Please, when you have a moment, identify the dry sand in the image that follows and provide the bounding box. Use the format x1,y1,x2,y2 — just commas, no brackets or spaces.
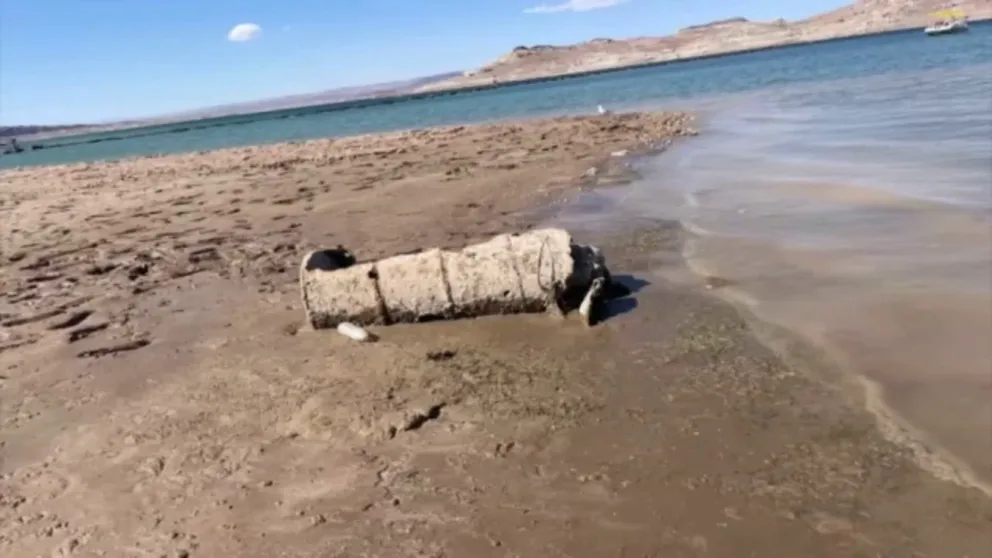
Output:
1,112,990,557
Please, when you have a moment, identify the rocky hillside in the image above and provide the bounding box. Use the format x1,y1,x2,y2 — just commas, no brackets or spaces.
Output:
803,0,989,28
420,0,991,91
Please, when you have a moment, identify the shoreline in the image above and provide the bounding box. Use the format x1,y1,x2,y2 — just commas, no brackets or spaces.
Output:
581,124,992,495
0,111,693,173
550,134,992,498
7,19,990,156
692,272,992,497
1,113,990,556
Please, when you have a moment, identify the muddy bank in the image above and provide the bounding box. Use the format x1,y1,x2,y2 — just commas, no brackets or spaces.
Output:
1,111,989,557
0,112,691,556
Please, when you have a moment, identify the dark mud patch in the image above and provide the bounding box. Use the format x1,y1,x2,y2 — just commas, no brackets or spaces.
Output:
77,338,151,358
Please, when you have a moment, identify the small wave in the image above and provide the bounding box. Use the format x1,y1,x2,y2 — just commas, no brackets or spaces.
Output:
683,190,700,208
680,219,715,238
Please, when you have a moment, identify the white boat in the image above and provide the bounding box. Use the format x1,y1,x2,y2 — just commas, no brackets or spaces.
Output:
925,20,969,35
924,9,969,36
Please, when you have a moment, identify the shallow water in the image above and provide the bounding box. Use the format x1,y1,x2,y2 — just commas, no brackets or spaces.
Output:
555,62,992,487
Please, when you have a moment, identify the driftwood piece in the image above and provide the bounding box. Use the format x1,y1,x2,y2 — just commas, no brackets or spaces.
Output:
300,228,604,329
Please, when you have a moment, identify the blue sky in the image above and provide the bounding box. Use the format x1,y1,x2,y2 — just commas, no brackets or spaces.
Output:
0,0,846,125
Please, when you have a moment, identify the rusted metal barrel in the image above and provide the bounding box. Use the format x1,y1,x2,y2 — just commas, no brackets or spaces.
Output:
299,228,600,328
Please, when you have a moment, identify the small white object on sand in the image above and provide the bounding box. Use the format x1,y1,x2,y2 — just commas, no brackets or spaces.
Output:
336,322,372,342
597,104,610,115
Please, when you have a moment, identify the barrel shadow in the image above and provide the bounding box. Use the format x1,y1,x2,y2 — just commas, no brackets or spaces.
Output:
600,274,650,321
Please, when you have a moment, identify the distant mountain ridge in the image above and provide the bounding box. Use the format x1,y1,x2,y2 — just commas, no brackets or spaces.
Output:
3,71,461,139
147,71,462,122
0,124,94,139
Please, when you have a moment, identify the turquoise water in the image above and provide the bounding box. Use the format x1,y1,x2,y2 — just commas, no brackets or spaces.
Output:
2,24,990,169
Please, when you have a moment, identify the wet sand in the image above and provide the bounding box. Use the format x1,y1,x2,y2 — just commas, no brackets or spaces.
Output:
596,75,992,492
1,112,990,557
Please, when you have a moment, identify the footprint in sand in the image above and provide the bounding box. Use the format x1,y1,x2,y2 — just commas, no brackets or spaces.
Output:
4,465,75,506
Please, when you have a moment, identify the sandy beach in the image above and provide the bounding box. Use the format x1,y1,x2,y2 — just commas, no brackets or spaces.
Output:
1,112,990,557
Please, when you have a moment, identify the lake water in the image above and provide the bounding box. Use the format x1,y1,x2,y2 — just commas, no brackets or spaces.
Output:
550,29,992,488
5,25,991,488
3,25,990,170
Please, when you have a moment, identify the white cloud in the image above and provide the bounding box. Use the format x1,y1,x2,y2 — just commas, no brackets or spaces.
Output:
227,23,262,42
524,0,626,14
